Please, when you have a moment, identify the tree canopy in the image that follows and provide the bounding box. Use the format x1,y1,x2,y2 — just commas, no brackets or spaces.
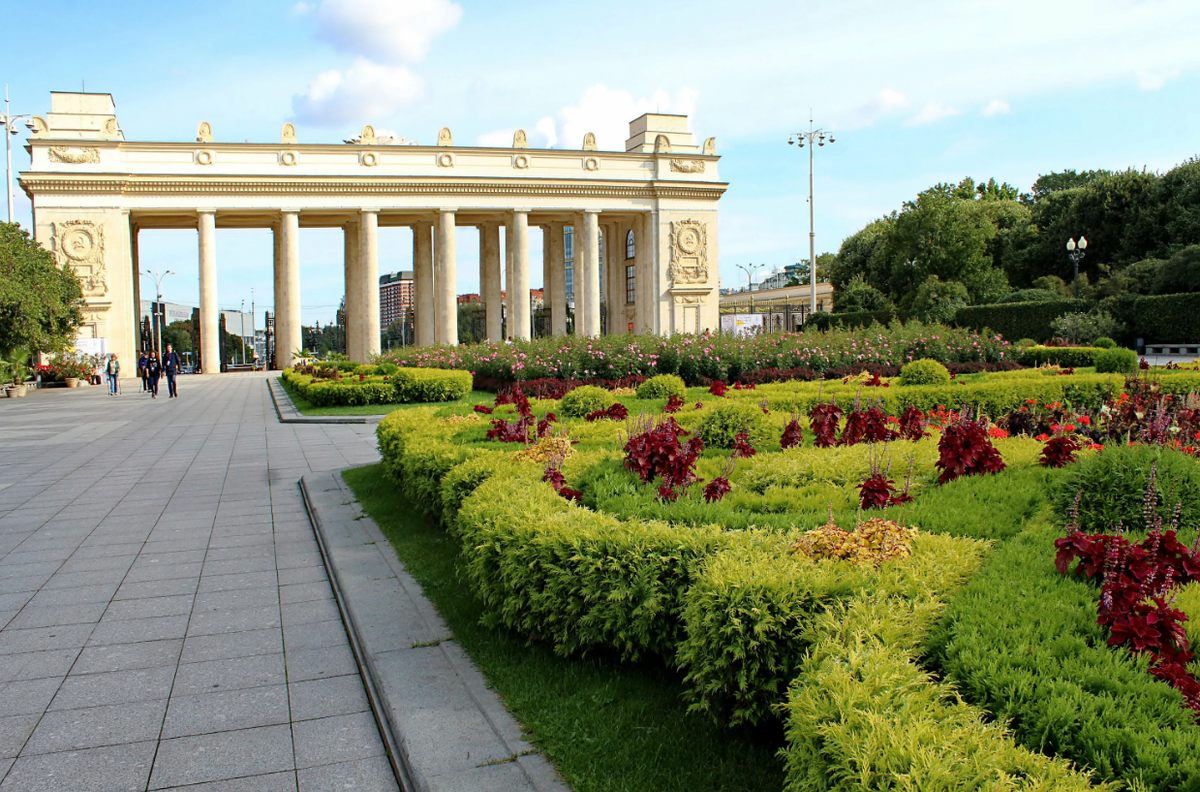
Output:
0,222,84,356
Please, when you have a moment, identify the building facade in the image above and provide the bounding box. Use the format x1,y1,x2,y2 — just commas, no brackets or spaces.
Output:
379,270,414,331
21,93,727,371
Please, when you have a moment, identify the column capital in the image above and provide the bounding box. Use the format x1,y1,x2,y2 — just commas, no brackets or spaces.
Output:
280,208,301,216
197,208,217,215
582,208,602,215
359,207,381,215
511,208,532,215
438,207,458,214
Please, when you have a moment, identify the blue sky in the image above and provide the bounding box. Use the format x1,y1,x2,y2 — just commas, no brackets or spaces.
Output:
5,0,1199,325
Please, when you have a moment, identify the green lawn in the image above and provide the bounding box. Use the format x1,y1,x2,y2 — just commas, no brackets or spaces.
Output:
277,376,495,416
342,463,786,792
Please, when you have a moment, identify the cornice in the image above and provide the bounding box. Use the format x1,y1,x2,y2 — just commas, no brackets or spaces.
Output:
18,174,728,201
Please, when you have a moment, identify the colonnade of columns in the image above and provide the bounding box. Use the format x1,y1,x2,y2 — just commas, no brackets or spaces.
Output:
185,207,643,374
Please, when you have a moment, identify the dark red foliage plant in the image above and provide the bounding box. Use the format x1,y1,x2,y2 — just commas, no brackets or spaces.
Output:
781,412,804,450
807,400,843,448
1039,435,1082,468
664,395,685,414
620,414,705,502
1054,468,1200,715
858,452,914,509
473,404,494,415
485,389,557,443
934,415,1006,484
542,459,582,503
703,458,737,503
709,381,728,397
897,405,928,441
585,403,629,422
732,432,757,459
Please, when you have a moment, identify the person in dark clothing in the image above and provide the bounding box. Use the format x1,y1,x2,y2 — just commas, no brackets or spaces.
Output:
163,344,182,398
138,352,149,392
145,350,162,399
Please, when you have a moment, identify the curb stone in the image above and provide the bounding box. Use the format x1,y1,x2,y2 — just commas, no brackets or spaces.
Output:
269,377,384,424
301,470,570,792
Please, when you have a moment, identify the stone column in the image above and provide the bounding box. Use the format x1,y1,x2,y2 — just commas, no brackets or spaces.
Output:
580,210,601,337
272,220,283,367
481,222,502,343
511,210,531,341
504,218,514,339
435,209,457,345
360,209,381,359
197,209,220,374
540,226,551,339
548,223,567,336
413,221,434,347
635,213,653,335
343,218,362,362
280,210,302,368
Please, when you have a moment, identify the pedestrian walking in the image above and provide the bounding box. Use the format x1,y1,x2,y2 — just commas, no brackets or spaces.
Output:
105,353,121,395
163,344,181,398
138,350,149,392
145,350,162,399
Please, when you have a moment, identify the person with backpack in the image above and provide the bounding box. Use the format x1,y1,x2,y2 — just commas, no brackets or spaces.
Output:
138,351,149,392
163,344,181,398
105,354,121,395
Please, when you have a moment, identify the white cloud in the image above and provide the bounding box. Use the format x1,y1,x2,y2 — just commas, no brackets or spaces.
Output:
904,102,961,127
291,58,424,125
481,84,701,152
289,2,313,18
1137,68,1179,91
314,0,463,64
840,88,908,129
981,99,1010,117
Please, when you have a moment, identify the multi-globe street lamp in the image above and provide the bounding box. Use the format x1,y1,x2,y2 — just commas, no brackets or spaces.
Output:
788,117,835,317
2,85,36,224
735,263,766,313
1066,236,1088,298
141,269,174,359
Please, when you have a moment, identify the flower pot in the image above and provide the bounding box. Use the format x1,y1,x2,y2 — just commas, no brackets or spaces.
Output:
6,384,25,398
65,378,79,388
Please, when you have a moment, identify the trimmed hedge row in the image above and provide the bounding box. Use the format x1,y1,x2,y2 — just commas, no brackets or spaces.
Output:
1016,345,1104,368
782,594,1102,791
281,366,469,407
1119,292,1200,343
929,519,1200,790
954,299,1090,343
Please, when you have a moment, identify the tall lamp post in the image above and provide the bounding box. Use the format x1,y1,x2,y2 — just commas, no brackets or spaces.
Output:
788,116,835,317
140,269,174,359
1066,236,1088,298
735,263,766,314
2,86,35,224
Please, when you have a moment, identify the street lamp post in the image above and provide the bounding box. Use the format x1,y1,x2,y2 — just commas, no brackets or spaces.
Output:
735,263,766,314
2,86,35,224
140,269,174,359
789,115,835,317
1066,237,1088,298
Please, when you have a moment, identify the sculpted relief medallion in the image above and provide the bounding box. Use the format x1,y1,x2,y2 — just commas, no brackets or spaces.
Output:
670,159,705,173
54,220,108,297
48,147,100,164
669,220,709,285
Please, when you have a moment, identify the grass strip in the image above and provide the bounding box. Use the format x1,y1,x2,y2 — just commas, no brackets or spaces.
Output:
342,463,786,792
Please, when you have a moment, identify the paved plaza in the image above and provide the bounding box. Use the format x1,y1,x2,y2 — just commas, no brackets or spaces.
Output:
0,373,398,791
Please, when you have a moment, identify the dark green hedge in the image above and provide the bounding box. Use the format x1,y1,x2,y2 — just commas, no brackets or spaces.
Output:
1123,293,1200,343
1016,346,1104,368
953,300,1090,343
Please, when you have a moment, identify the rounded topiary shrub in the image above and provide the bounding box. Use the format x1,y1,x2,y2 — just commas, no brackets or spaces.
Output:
636,374,687,400
355,364,378,377
560,385,615,417
696,401,772,450
1095,347,1137,374
337,361,361,373
377,362,399,376
1092,336,1116,349
1052,444,1200,535
899,358,951,386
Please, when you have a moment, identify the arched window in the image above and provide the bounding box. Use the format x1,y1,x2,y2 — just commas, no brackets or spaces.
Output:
625,229,635,260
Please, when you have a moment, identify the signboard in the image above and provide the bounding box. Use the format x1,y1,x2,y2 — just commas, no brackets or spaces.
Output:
74,337,107,357
720,313,763,338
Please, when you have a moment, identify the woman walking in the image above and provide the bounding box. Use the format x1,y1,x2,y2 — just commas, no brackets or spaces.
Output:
105,353,121,396
145,350,162,399
138,350,149,393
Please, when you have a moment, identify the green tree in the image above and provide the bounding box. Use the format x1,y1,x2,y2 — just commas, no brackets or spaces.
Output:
789,253,836,286
457,302,484,344
834,274,892,313
0,222,84,356
162,320,194,354
1025,169,1111,203
1151,244,1200,294
831,218,893,291
910,275,969,323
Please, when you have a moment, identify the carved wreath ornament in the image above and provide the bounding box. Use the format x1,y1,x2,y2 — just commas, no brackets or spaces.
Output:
54,220,108,296
48,147,100,164
669,220,708,285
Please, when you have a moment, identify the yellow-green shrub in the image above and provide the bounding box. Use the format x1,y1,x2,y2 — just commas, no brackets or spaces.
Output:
559,385,615,417
636,374,687,400
392,367,471,402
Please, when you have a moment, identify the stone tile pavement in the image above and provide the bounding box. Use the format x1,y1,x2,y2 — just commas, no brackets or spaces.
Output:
0,373,399,791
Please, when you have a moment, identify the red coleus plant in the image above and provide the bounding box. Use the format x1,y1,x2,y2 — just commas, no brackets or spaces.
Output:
664,394,685,414
486,389,557,443
1040,434,1083,468
473,404,494,415
731,431,757,459
858,455,915,510
708,381,728,397
1055,469,1200,715
585,403,629,422
542,460,582,503
807,400,843,448
620,414,705,502
896,405,929,441
781,412,804,449
733,381,756,390
934,415,1006,484
703,458,737,503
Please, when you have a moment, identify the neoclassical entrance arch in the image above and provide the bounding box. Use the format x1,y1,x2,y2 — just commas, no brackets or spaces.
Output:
20,93,727,372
